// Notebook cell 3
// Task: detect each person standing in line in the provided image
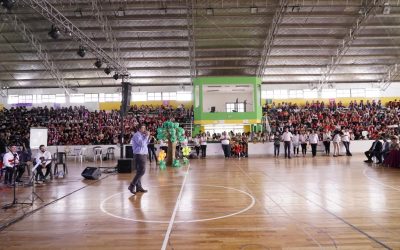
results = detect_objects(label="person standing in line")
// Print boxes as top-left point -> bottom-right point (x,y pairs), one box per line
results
332,130 -> 341,157
273,132 -> 281,157
342,128 -> 352,156
147,132 -> 158,164
128,124 -> 149,196
193,135 -> 200,158
282,128 -> 293,159
322,129 -> 332,155
200,133 -> 207,158
220,131 -> 231,158
291,131 -> 300,157
299,130 -> 308,157
309,130 -> 319,157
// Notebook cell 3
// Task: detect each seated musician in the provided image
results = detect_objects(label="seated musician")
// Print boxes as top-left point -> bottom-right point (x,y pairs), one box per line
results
2,145 -> 25,186
35,145 -> 52,182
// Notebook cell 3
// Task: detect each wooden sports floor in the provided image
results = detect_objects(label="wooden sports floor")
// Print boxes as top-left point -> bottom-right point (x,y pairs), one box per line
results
1,155 -> 400,250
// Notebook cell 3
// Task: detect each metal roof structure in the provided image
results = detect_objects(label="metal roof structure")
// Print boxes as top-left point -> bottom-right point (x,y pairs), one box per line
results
0,0 -> 400,90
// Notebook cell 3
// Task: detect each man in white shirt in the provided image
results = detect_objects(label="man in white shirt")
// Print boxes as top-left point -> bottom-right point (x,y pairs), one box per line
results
309,130 -> 319,157
35,144 -> 52,182
3,145 -> 24,185
282,128 -> 293,159
342,128 -> 352,156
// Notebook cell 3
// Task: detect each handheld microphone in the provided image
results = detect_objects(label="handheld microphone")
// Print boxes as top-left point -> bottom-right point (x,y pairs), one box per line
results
13,153 -> 17,157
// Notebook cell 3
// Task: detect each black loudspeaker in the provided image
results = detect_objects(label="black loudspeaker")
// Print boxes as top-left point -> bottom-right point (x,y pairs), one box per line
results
125,145 -> 133,158
210,106 -> 215,113
81,167 -> 101,180
121,82 -> 132,115
118,159 -> 133,173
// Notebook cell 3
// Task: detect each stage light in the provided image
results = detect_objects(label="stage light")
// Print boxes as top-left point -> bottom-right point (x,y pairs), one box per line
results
113,73 -> 119,80
94,59 -> 102,68
77,46 -> 86,58
250,7 -> 258,14
48,25 -> 61,39
383,2 -> 391,15
104,67 -> 111,75
1,0 -> 15,10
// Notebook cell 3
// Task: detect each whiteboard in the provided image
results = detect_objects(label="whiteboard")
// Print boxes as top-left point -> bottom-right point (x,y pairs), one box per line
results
30,128 -> 48,149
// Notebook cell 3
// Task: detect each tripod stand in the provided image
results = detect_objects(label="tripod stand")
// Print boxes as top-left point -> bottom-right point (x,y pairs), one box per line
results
26,162 -> 44,204
2,154 -> 33,209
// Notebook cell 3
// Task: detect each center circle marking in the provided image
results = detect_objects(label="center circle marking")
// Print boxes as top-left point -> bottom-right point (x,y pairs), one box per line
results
100,184 -> 255,223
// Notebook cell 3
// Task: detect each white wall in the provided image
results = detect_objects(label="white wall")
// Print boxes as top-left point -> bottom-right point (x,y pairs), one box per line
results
45,141 -> 373,159
203,92 -> 253,112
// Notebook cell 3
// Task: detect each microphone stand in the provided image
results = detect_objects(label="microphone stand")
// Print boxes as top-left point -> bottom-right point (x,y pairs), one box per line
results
2,153 -> 32,209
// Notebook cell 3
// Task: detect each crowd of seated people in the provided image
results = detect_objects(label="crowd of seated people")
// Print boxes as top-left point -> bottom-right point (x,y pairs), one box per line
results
0,105 -> 193,146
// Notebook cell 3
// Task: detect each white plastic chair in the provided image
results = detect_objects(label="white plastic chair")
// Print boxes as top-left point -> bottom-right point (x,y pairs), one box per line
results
93,147 -> 103,163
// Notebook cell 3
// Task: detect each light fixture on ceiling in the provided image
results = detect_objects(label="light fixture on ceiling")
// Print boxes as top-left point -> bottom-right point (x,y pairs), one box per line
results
77,46 -> 86,57
74,9 -> 82,17
383,2 -> 391,15
1,0 -> 15,10
115,7 -> 125,17
113,73 -> 119,80
206,8 -> 213,15
94,59 -> 102,68
104,67 -> 112,75
250,7 -> 258,14
48,25 -> 61,39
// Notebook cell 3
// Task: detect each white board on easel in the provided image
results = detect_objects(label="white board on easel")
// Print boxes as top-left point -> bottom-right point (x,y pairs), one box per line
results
30,127 -> 48,149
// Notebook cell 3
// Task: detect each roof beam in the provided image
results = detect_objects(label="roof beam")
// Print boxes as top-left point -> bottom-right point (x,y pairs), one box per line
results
257,0 -> 288,78
21,0 -> 129,79
186,0 -> 196,84
378,64 -> 400,90
316,0 -> 386,90
5,13 -> 69,95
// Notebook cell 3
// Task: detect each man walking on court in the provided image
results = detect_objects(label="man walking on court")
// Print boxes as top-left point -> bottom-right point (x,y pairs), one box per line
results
282,127 -> 293,159
128,124 -> 149,195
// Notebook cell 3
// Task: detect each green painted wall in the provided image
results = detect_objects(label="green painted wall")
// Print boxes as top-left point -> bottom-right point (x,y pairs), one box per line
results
193,76 -> 262,124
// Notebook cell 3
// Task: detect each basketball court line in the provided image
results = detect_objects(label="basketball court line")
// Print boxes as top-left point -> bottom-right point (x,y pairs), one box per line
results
161,164 -> 191,250
363,168 -> 400,192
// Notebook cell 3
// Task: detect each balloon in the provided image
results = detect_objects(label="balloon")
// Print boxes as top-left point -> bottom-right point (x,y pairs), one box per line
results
182,146 -> 191,156
159,160 -> 166,170
158,150 -> 166,161
172,159 -> 181,168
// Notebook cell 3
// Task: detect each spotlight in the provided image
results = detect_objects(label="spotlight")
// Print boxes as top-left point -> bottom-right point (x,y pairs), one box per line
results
94,59 -> 102,68
383,2 -> 391,15
113,73 -> 119,80
250,7 -> 258,14
206,8 -> 213,15
77,46 -> 86,58
48,25 -> 61,39
104,67 -> 111,75
1,0 -> 15,11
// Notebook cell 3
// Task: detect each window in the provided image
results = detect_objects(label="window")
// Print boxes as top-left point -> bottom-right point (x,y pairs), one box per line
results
70,94 -> 85,103
55,94 -> 66,103
7,95 -> 18,104
18,95 -> 33,103
162,92 -> 177,100
226,103 -> 245,112
33,95 -> 42,104
321,89 -> 337,98
303,89 -> 318,98
337,89 -> 350,97
366,88 -> 380,98
289,90 -> 304,98
42,94 -> 56,103
132,92 -> 147,102
176,91 -> 192,101
273,89 -> 288,99
84,93 -> 98,102
351,88 -> 365,97
147,92 -> 161,101
99,93 -> 121,102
